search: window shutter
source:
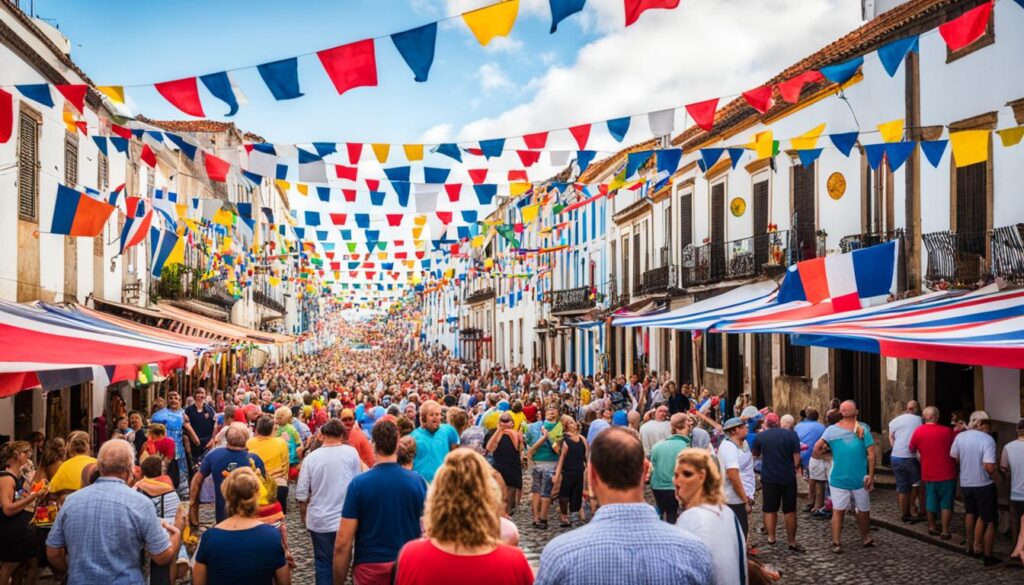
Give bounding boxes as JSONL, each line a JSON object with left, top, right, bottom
{"left": 18, "top": 114, "right": 39, "bottom": 220}
{"left": 679, "top": 192, "right": 692, "bottom": 247}
{"left": 64, "top": 137, "right": 78, "bottom": 187}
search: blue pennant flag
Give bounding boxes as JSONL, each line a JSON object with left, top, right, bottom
{"left": 257, "top": 57, "right": 304, "bottom": 100}
{"left": 312, "top": 142, "right": 337, "bottom": 157}
{"left": 884, "top": 141, "right": 916, "bottom": 172}
{"left": 920, "top": 140, "right": 948, "bottom": 168}
{"left": 877, "top": 36, "right": 918, "bottom": 77}
{"left": 340, "top": 229, "right": 352, "bottom": 240}
{"left": 384, "top": 166, "right": 411, "bottom": 184}
{"left": 550, "top": 0, "right": 586, "bottom": 32}
{"left": 473, "top": 184, "right": 497, "bottom": 205}
{"left": 199, "top": 72, "right": 239, "bottom": 116}
{"left": 726, "top": 148, "right": 746, "bottom": 169}
{"left": 92, "top": 136, "right": 108, "bottom": 157}
{"left": 797, "top": 148, "right": 823, "bottom": 168}
{"left": 395, "top": 183, "right": 411, "bottom": 207}
{"left": 370, "top": 191, "right": 386, "bottom": 206}
{"left": 607, "top": 117, "right": 630, "bottom": 143}
{"left": 236, "top": 202, "right": 252, "bottom": 218}
{"left": 461, "top": 210, "right": 478, "bottom": 223}
{"left": 700, "top": 148, "right": 725, "bottom": 169}
{"left": 297, "top": 147, "right": 322, "bottom": 164}
{"left": 355, "top": 214, "right": 370, "bottom": 229}
{"left": 304, "top": 211, "right": 321, "bottom": 226}
{"left": 365, "top": 230, "right": 380, "bottom": 241}
{"left": 16, "top": 84, "right": 53, "bottom": 107}
{"left": 391, "top": 22, "right": 437, "bottom": 82}
{"left": 294, "top": 227, "right": 306, "bottom": 239}
{"left": 627, "top": 150, "right": 653, "bottom": 178}
{"left": 457, "top": 226, "right": 471, "bottom": 240}
{"left": 316, "top": 230, "right": 328, "bottom": 241}
{"left": 276, "top": 164, "right": 289, "bottom": 181}
{"left": 435, "top": 143, "right": 462, "bottom": 162}
{"left": 145, "top": 131, "right": 164, "bottom": 143}
{"left": 110, "top": 137, "right": 129, "bottom": 153}
{"left": 576, "top": 150, "right": 597, "bottom": 174}
{"left": 829, "top": 132, "right": 859, "bottom": 157}
{"left": 820, "top": 56, "right": 863, "bottom": 85}
{"left": 165, "top": 133, "right": 197, "bottom": 160}
{"left": 316, "top": 186, "right": 331, "bottom": 202}
{"left": 242, "top": 170, "right": 263, "bottom": 185}
{"left": 657, "top": 149, "right": 683, "bottom": 175}
{"left": 424, "top": 167, "right": 450, "bottom": 184}
{"left": 479, "top": 138, "right": 505, "bottom": 159}
{"left": 863, "top": 143, "right": 886, "bottom": 170}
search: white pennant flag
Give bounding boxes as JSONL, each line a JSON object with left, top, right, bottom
{"left": 648, "top": 109, "right": 675, "bottom": 138}
{"left": 549, "top": 150, "right": 571, "bottom": 167}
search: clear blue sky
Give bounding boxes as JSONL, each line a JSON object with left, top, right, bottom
{"left": 30, "top": 0, "right": 601, "bottom": 144}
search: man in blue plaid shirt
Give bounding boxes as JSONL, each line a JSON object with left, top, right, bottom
{"left": 535, "top": 426, "right": 713, "bottom": 585}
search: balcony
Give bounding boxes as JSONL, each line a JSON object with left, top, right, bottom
{"left": 606, "top": 280, "right": 627, "bottom": 311}
{"left": 839, "top": 230, "right": 903, "bottom": 254}
{"left": 680, "top": 230, "right": 792, "bottom": 287}
{"left": 923, "top": 225, "right": 1024, "bottom": 288}
{"left": 551, "top": 286, "right": 595, "bottom": 314}
{"left": 465, "top": 286, "right": 495, "bottom": 305}
{"left": 253, "top": 275, "right": 286, "bottom": 315}
{"left": 641, "top": 264, "right": 678, "bottom": 296}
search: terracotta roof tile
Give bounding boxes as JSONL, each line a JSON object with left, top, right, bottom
{"left": 135, "top": 116, "right": 238, "bottom": 134}
{"left": 671, "top": 0, "right": 975, "bottom": 149}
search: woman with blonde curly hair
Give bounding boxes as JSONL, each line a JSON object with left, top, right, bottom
{"left": 395, "top": 449, "right": 532, "bottom": 585}
{"left": 193, "top": 467, "right": 290, "bottom": 585}
{"left": 674, "top": 448, "right": 747, "bottom": 585}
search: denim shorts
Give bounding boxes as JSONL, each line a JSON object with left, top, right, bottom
{"left": 890, "top": 456, "right": 921, "bottom": 494}
{"left": 531, "top": 463, "right": 556, "bottom": 498}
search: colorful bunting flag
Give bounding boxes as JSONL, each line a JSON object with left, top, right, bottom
{"left": 997, "top": 127, "right": 1024, "bottom": 148}
{"left": 920, "top": 140, "right": 948, "bottom": 168}
{"left": 648, "top": 108, "right": 674, "bottom": 137}
{"left": 462, "top": 0, "right": 520, "bottom": 46}
{"left": 877, "top": 35, "right": 918, "bottom": 77}
{"left": 656, "top": 148, "right": 683, "bottom": 175}
{"left": 576, "top": 150, "right": 597, "bottom": 174}
{"left": 606, "top": 117, "right": 630, "bottom": 142}
{"left": 949, "top": 130, "right": 989, "bottom": 168}
{"left": 829, "top": 132, "right": 859, "bottom": 157}
{"left": 391, "top": 23, "right": 437, "bottom": 82}
{"left": 435, "top": 143, "right": 462, "bottom": 162}
{"left": 517, "top": 150, "right": 542, "bottom": 166}
{"left": 480, "top": 138, "right": 505, "bottom": 159}
{"left": 742, "top": 85, "right": 774, "bottom": 114}
{"left": 569, "top": 124, "right": 591, "bottom": 149}
{"left": 204, "top": 152, "right": 231, "bottom": 182}
{"left": 790, "top": 123, "right": 826, "bottom": 151}
{"left": 372, "top": 143, "right": 391, "bottom": 163}
{"left": 883, "top": 141, "right": 916, "bottom": 172}
{"left": 523, "top": 131, "right": 548, "bottom": 149}
{"left": 445, "top": 183, "right": 462, "bottom": 202}
{"left": 140, "top": 144, "right": 157, "bottom": 168}
{"left": 797, "top": 148, "right": 823, "bottom": 168}
{"left": 16, "top": 84, "right": 53, "bottom": 107}
{"left": 54, "top": 84, "right": 87, "bottom": 113}
{"left": 154, "top": 77, "right": 205, "bottom": 117}
{"left": 120, "top": 197, "right": 153, "bottom": 253}
{"left": 0, "top": 88, "right": 12, "bottom": 144}
{"left": 550, "top": 0, "right": 586, "bottom": 32}
{"left": 820, "top": 56, "right": 863, "bottom": 85}
{"left": 877, "top": 119, "right": 904, "bottom": 143}
{"left": 318, "top": 39, "right": 378, "bottom": 96}
{"left": 257, "top": 57, "right": 304, "bottom": 100}
{"left": 97, "top": 85, "right": 125, "bottom": 104}
{"left": 938, "top": 2, "right": 993, "bottom": 52}
{"left": 863, "top": 143, "right": 886, "bottom": 170}
{"left": 624, "top": 0, "right": 679, "bottom": 26}
{"left": 776, "top": 70, "right": 824, "bottom": 104}
{"left": 346, "top": 142, "right": 363, "bottom": 164}
{"left": 200, "top": 72, "right": 240, "bottom": 116}
{"left": 685, "top": 98, "right": 718, "bottom": 132}
{"left": 404, "top": 144, "right": 424, "bottom": 161}
{"left": 50, "top": 184, "right": 116, "bottom": 237}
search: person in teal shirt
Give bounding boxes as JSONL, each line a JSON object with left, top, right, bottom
{"left": 813, "top": 400, "right": 876, "bottom": 553}
{"left": 410, "top": 401, "right": 457, "bottom": 482}
{"left": 649, "top": 414, "right": 692, "bottom": 523}
{"left": 526, "top": 406, "right": 563, "bottom": 528}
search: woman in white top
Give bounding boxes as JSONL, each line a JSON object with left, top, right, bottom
{"left": 675, "top": 448, "right": 748, "bottom": 585}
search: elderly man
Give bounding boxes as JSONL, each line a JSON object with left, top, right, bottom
{"left": 535, "top": 428, "right": 712, "bottom": 585}
{"left": 649, "top": 413, "right": 692, "bottom": 523}
{"left": 640, "top": 405, "right": 672, "bottom": 456}
{"left": 889, "top": 400, "right": 924, "bottom": 523}
{"left": 410, "top": 400, "right": 457, "bottom": 482}
{"left": 951, "top": 411, "right": 999, "bottom": 567}
{"left": 190, "top": 425, "right": 266, "bottom": 524}
{"left": 46, "top": 440, "right": 183, "bottom": 584}
{"left": 813, "top": 400, "right": 876, "bottom": 553}
{"left": 720, "top": 416, "right": 757, "bottom": 544}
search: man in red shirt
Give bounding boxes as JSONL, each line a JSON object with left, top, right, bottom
{"left": 908, "top": 406, "right": 957, "bottom": 539}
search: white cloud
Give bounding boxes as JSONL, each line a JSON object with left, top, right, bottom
{"left": 483, "top": 35, "right": 524, "bottom": 53}
{"left": 445, "top": 0, "right": 549, "bottom": 17}
{"left": 538, "top": 51, "right": 557, "bottom": 66}
{"left": 420, "top": 123, "right": 455, "bottom": 143}
{"left": 451, "top": 0, "right": 862, "bottom": 147}
{"left": 477, "top": 62, "right": 513, "bottom": 91}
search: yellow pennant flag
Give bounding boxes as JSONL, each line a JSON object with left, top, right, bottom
{"left": 878, "top": 119, "right": 904, "bottom": 143}
{"left": 378, "top": 252, "right": 388, "bottom": 260}
{"left": 403, "top": 144, "right": 424, "bottom": 161}
{"left": 789, "top": 123, "right": 826, "bottom": 151}
{"left": 608, "top": 168, "right": 627, "bottom": 192}
{"left": 410, "top": 273, "right": 422, "bottom": 285}
{"left": 97, "top": 85, "right": 125, "bottom": 104}
{"left": 484, "top": 258, "right": 494, "bottom": 270}
{"left": 414, "top": 239, "right": 425, "bottom": 249}
{"left": 62, "top": 110, "right": 78, "bottom": 134}
{"left": 165, "top": 235, "right": 185, "bottom": 267}
{"left": 997, "top": 126, "right": 1024, "bottom": 148}
{"left": 213, "top": 209, "right": 235, "bottom": 227}
{"left": 462, "top": 0, "right": 519, "bottom": 46}
{"left": 949, "top": 130, "right": 990, "bottom": 167}
{"left": 269, "top": 276, "right": 281, "bottom": 287}
{"left": 296, "top": 183, "right": 309, "bottom": 197}
{"left": 510, "top": 182, "right": 531, "bottom": 196}
{"left": 372, "top": 143, "right": 390, "bottom": 163}
{"left": 412, "top": 226, "right": 424, "bottom": 239}
{"left": 275, "top": 179, "right": 291, "bottom": 193}
{"left": 221, "top": 236, "right": 234, "bottom": 254}
{"left": 746, "top": 130, "right": 775, "bottom": 160}
{"left": 471, "top": 235, "right": 483, "bottom": 248}
{"left": 521, "top": 203, "right": 540, "bottom": 223}
{"left": 414, "top": 215, "right": 427, "bottom": 226}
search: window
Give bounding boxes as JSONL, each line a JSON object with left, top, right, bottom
{"left": 753, "top": 179, "right": 770, "bottom": 267}
{"left": 782, "top": 336, "right": 807, "bottom": 377}
{"left": 947, "top": 6, "right": 994, "bottom": 63}
{"left": 18, "top": 112, "right": 40, "bottom": 221}
{"left": 679, "top": 188, "right": 693, "bottom": 247}
{"left": 98, "top": 151, "right": 109, "bottom": 191}
{"left": 663, "top": 205, "right": 672, "bottom": 265}
{"left": 705, "top": 332, "right": 723, "bottom": 370}
{"left": 64, "top": 136, "right": 79, "bottom": 187}
{"left": 955, "top": 161, "right": 987, "bottom": 255}
{"left": 792, "top": 162, "right": 816, "bottom": 260}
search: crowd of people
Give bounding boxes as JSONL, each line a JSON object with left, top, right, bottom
{"left": 1, "top": 323, "right": 1024, "bottom": 584}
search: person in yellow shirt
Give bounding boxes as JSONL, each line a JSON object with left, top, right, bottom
{"left": 48, "top": 431, "right": 96, "bottom": 496}
{"left": 246, "top": 415, "right": 291, "bottom": 513}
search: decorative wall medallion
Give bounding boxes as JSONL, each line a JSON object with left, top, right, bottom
{"left": 827, "top": 172, "right": 846, "bottom": 200}
{"left": 730, "top": 197, "right": 746, "bottom": 217}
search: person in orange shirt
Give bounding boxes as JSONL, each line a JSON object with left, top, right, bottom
{"left": 340, "top": 409, "right": 374, "bottom": 468}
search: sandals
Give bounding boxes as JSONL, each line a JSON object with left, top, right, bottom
{"left": 928, "top": 529, "right": 941, "bottom": 536}
{"left": 862, "top": 539, "right": 876, "bottom": 548}
{"left": 788, "top": 543, "right": 806, "bottom": 553}
{"left": 831, "top": 543, "right": 843, "bottom": 554}
{"left": 559, "top": 519, "right": 571, "bottom": 528}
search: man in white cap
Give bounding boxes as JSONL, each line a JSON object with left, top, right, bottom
{"left": 951, "top": 410, "right": 999, "bottom": 567}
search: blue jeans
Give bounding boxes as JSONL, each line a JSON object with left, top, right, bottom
{"left": 309, "top": 530, "right": 337, "bottom": 585}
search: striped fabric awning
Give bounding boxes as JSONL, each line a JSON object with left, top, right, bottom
{"left": 612, "top": 280, "right": 783, "bottom": 330}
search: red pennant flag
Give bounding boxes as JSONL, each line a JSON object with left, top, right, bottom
{"left": 0, "top": 88, "right": 11, "bottom": 144}
{"left": 415, "top": 251, "right": 425, "bottom": 260}
{"left": 517, "top": 150, "right": 541, "bottom": 167}
{"left": 466, "top": 147, "right": 483, "bottom": 156}
{"left": 569, "top": 124, "right": 591, "bottom": 149}
{"left": 742, "top": 85, "right": 775, "bottom": 114}
{"left": 111, "top": 124, "right": 132, "bottom": 140}
{"left": 685, "top": 98, "right": 719, "bottom": 132}
{"left": 325, "top": 252, "right": 335, "bottom": 260}
{"left": 75, "top": 121, "right": 88, "bottom": 136}
{"left": 330, "top": 261, "right": 341, "bottom": 271}
{"left": 154, "top": 77, "right": 205, "bottom": 117}
{"left": 522, "top": 131, "right": 548, "bottom": 149}
{"left": 362, "top": 262, "right": 375, "bottom": 269}
{"left": 335, "top": 165, "right": 358, "bottom": 181}
{"left": 513, "top": 223, "right": 524, "bottom": 234}
{"left": 776, "top": 70, "right": 825, "bottom": 104}
{"left": 394, "top": 240, "right": 405, "bottom": 246}
{"left": 329, "top": 213, "right": 347, "bottom": 225}
{"left": 386, "top": 214, "right": 403, "bottom": 227}
{"left": 346, "top": 143, "right": 363, "bottom": 164}
{"left": 450, "top": 244, "right": 460, "bottom": 255}
{"left": 55, "top": 84, "right": 88, "bottom": 113}
{"left": 508, "top": 170, "right": 529, "bottom": 182}
{"left": 365, "top": 178, "right": 380, "bottom": 191}
{"left": 395, "top": 252, "right": 407, "bottom": 260}
{"left": 204, "top": 152, "right": 231, "bottom": 182}
{"left": 436, "top": 211, "right": 453, "bottom": 224}
{"left": 349, "top": 271, "right": 359, "bottom": 278}
{"left": 598, "top": 183, "right": 609, "bottom": 196}
{"left": 624, "top": 0, "right": 680, "bottom": 26}
{"left": 939, "top": 2, "right": 993, "bottom": 52}
{"left": 317, "top": 39, "right": 378, "bottom": 96}
{"left": 342, "top": 189, "right": 357, "bottom": 202}
{"left": 445, "top": 183, "right": 461, "bottom": 202}
{"left": 468, "top": 169, "right": 488, "bottom": 184}
{"left": 365, "top": 271, "right": 376, "bottom": 280}
{"left": 140, "top": 144, "right": 157, "bottom": 168}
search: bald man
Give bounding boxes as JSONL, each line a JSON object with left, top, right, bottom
{"left": 889, "top": 400, "right": 923, "bottom": 523}
{"left": 814, "top": 400, "right": 876, "bottom": 552}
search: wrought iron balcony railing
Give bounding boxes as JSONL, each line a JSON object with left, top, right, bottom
{"left": 551, "top": 286, "right": 596, "bottom": 313}
{"left": 924, "top": 225, "right": 1024, "bottom": 288}
{"left": 680, "top": 230, "right": 792, "bottom": 287}
{"left": 641, "top": 264, "right": 678, "bottom": 295}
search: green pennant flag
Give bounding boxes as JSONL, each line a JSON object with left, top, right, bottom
{"left": 347, "top": 242, "right": 358, "bottom": 253}
{"left": 495, "top": 224, "right": 520, "bottom": 248}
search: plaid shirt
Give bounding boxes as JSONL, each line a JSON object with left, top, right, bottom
{"left": 535, "top": 503, "right": 713, "bottom": 585}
